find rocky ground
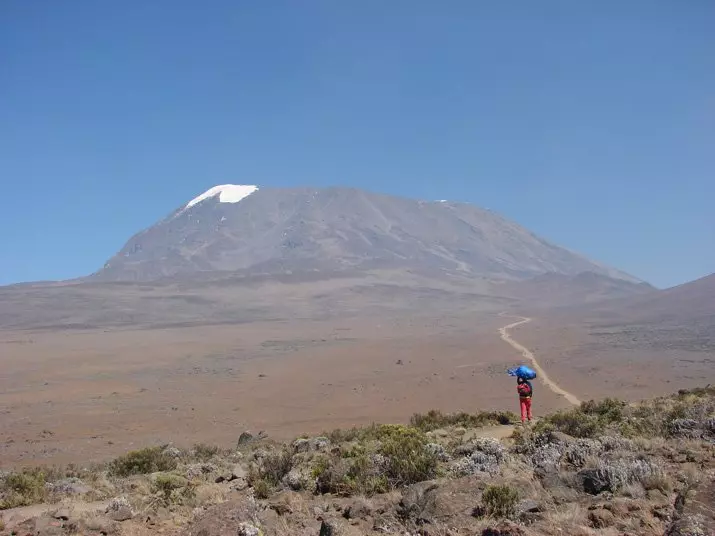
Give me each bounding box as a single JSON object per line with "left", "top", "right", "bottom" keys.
{"left": 1, "top": 387, "right": 714, "bottom": 536}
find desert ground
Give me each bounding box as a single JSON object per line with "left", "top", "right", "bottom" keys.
{"left": 2, "top": 309, "right": 713, "bottom": 468}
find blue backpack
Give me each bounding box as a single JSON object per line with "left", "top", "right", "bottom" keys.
{"left": 508, "top": 365, "right": 537, "bottom": 380}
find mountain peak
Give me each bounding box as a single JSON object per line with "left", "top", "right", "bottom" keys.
{"left": 185, "top": 184, "right": 259, "bottom": 209}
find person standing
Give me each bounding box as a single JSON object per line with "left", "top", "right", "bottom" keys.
{"left": 517, "top": 377, "right": 533, "bottom": 423}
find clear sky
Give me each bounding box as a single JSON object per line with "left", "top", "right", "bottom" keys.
{"left": 1, "top": 1, "right": 713, "bottom": 288}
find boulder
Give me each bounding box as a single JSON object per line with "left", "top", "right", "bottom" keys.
{"left": 106, "top": 497, "right": 134, "bottom": 522}
{"left": 577, "top": 468, "right": 610, "bottom": 495}
{"left": 481, "top": 520, "right": 528, "bottom": 536}
{"left": 238, "top": 432, "right": 254, "bottom": 446}
{"left": 237, "top": 521, "right": 262, "bottom": 536}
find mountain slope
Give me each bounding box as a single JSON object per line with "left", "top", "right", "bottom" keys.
{"left": 90, "top": 185, "right": 640, "bottom": 283}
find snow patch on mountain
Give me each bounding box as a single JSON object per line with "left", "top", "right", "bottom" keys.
{"left": 186, "top": 184, "right": 259, "bottom": 209}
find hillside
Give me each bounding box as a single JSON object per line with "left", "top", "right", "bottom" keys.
{"left": 1, "top": 386, "right": 713, "bottom": 536}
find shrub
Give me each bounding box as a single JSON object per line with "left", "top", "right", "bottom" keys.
{"left": 259, "top": 448, "right": 294, "bottom": 486}
{"left": 481, "top": 485, "right": 519, "bottom": 519}
{"left": 252, "top": 478, "right": 271, "bottom": 500}
{"left": 378, "top": 427, "right": 438, "bottom": 487}
{"left": 151, "top": 473, "right": 194, "bottom": 506}
{"left": 581, "top": 398, "right": 627, "bottom": 422}
{"left": 410, "top": 410, "right": 516, "bottom": 432}
{"left": 192, "top": 443, "right": 221, "bottom": 461}
{"left": 0, "top": 469, "right": 47, "bottom": 509}
{"left": 534, "top": 409, "right": 601, "bottom": 438}
{"left": 247, "top": 447, "right": 293, "bottom": 497}
{"left": 596, "top": 458, "right": 665, "bottom": 492}
{"left": 109, "top": 446, "right": 178, "bottom": 476}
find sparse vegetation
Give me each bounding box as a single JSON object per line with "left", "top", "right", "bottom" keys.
{"left": 409, "top": 409, "right": 517, "bottom": 432}
{"left": 481, "top": 484, "right": 520, "bottom": 519}
{"left": 1, "top": 386, "right": 713, "bottom": 536}
{"left": 109, "top": 446, "right": 178, "bottom": 476}
{"left": 0, "top": 468, "right": 47, "bottom": 509}
{"left": 192, "top": 443, "right": 221, "bottom": 461}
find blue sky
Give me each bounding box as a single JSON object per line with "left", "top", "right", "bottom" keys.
{"left": 1, "top": 1, "right": 713, "bottom": 288}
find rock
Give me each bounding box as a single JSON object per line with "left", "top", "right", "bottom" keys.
{"left": 237, "top": 521, "right": 262, "bottom": 536}
{"left": 81, "top": 515, "right": 118, "bottom": 535}
{"left": 319, "top": 519, "right": 338, "bottom": 536}
{"left": 52, "top": 507, "right": 72, "bottom": 520}
{"left": 397, "top": 482, "right": 439, "bottom": 524}
{"left": 238, "top": 432, "right": 254, "bottom": 445}
{"left": 577, "top": 468, "right": 610, "bottom": 495}
{"left": 652, "top": 504, "right": 672, "bottom": 521}
{"left": 106, "top": 496, "right": 134, "bottom": 522}
{"left": 215, "top": 464, "right": 248, "bottom": 484}
{"left": 34, "top": 516, "right": 65, "bottom": 536}
{"left": 47, "top": 477, "right": 93, "bottom": 496}
{"left": 481, "top": 520, "right": 527, "bottom": 536}
{"left": 268, "top": 492, "right": 297, "bottom": 516}
{"left": 588, "top": 508, "right": 615, "bottom": 529}
{"left": 163, "top": 445, "right": 182, "bottom": 458}
{"left": 534, "top": 467, "right": 579, "bottom": 503}
{"left": 187, "top": 462, "right": 218, "bottom": 480}
{"left": 518, "top": 500, "right": 541, "bottom": 513}
{"left": 283, "top": 468, "right": 311, "bottom": 491}
{"left": 107, "top": 506, "right": 133, "bottom": 522}
{"left": 343, "top": 498, "right": 373, "bottom": 520}
{"left": 293, "top": 437, "right": 331, "bottom": 453}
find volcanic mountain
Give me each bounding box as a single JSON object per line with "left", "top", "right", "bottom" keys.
{"left": 90, "top": 185, "right": 641, "bottom": 284}
{"left": 0, "top": 185, "right": 654, "bottom": 330}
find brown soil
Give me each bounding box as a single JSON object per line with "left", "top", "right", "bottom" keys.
{"left": 0, "top": 314, "right": 573, "bottom": 467}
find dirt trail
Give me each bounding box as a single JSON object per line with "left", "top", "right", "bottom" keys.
{"left": 499, "top": 315, "right": 581, "bottom": 406}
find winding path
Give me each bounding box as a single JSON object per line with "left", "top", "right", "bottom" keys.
{"left": 498, "top": 315, "right": 581, "bottom": 406}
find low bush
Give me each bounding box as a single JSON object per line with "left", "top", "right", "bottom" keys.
{"left": 481, "top": 484, "right": 519, "bottom": 519}
{"left": 151, "top": 473, "right": 194, "bottom": 506}
{"left": 109, "top": 446, "right": 178, "bottom": 477}
{"left": 0, "top": 469, "right": 48, "bottom": 509}
{"left": 535, "top": 398, "right": 627, "bottom": 438}
{"left": 378, "top": 427, "right": 439, "bottom": 488}
{"left": 192, "top": 443, "right": 221, "bottom": 462}
{"left": 410, "top": 410, "right": 516, "bottom": 432}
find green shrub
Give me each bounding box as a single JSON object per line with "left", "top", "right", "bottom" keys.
{"left": 481, "top": 484, "right": 519, "bottom": 519}
{"left": 192, "top": 443, "right": 221, "bottom": 461}
{"left": 410, "top": 410, "right": 516, "bottom": 432}
{"left": 252, "top": 477, "right": 271, "bottom": 499}
{"left": 534, "top": 409, "right": 601, "bottom": 438}
{"left": 109, "top": 446, "right": 177, "bottom": 477}
{"left": 581, "top": 398, "right": 627, "bottom": 423}
{"left": 0, "top": 469, "right": 48, "bottom": 509}
{"left": 378, "top": 426, "right": 438, "bottom": 487}
{"left": 151, "top": 473, "right": 192, "bottom": 505}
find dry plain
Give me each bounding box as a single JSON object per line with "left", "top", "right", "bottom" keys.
{"left": 3, "top": 308, "right": 712, "bottom": 468}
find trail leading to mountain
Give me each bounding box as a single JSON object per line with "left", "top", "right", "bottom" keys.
{"left": 499, "top": 315, "right": 581, "bottom": 406}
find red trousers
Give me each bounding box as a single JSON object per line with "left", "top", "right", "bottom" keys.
{"left": 520, "top": 397, "right": 532, "bottom": 422}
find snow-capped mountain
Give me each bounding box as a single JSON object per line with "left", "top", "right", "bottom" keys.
{"left": 90, "top": 185, "right": 641, "bottom": 284}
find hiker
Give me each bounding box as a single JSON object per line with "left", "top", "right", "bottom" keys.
{"left": 517, "top": 377, "right": 533, "bottom": 423}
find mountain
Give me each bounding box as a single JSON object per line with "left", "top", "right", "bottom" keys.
{"left": 0, "top": 185, "right": 653, "bottom": 330}
{"left": 584, "top": 272, "right": 715, "bottom": 328}
{"left": 90, "top": 185, "right": 640, "bottom": 283}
